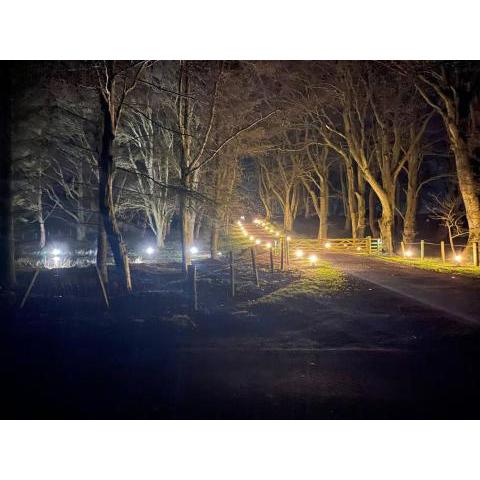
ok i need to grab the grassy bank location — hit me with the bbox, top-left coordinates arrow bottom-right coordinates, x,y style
378,256 -> 480,278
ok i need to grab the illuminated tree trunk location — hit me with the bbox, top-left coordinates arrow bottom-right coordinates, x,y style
98,95 -> 132,293
402,153 -> 420,245
450,130 -> 480,244
0,62 -> 15,291
210,222 -> 219,259
96,217 -> 108,286
345,160 -> 358,239
368,188 -> 379,237
356,170 -> 366,238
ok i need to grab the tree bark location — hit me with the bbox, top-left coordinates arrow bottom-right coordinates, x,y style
368,187 -> 379,237
450,131 -> 480,243
318,179 -> 329,240
356,170 -> 366,238
210,222 -> 219,259
98,95 -> 132,293
96,217 -> 108,287
0,62 -> 15,291
403,155 -> 420,245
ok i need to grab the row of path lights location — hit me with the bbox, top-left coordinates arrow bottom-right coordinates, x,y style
239,218 -> 320,267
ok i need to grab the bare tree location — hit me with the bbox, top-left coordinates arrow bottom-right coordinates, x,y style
428,194 -> 467,255
96,60 -> 148,292
415,61 -> 480,244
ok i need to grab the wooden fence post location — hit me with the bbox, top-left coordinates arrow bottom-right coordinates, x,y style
420,240 -> 425,260
367,236 -> 372,255
229,251 -> 235,297
473,242 -> 479,267
401,241 -> 405,257
187,264 -> 197,312
269,247 -> 274,273
440,241 -> 446,263
250,247 -> 260,287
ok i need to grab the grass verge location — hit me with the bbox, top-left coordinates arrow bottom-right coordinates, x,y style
255,258 -> 346,307
378,256 -> 480,278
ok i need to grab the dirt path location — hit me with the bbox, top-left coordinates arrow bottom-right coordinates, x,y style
322,252 -> 480,325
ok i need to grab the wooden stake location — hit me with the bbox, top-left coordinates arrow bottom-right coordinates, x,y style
229,251 -> 235,297
269,247 -> 274,273
95,265 -> 110,308
473,242 -> 479,267
187,264 -> 198,312
367,236 -> 372,255
401,241 -> 405,257
440,241 -> 446,263
20,269 -> 40,309
250,247 -> 260,287
420,240 -> 425,260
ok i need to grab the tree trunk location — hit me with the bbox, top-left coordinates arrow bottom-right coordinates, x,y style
283,203 -> 294,232
194,213 -> 202,240
98,96 -> 132,293
345,160 -> 358,239
318,180 -> 329,240
0,62 -> 15,291
403,158 -> 419,245
368,188 -> 379,237
210,222 -> 219,259
39,220 -> 46,249
356,170 -> 366,238
96,217 -> 108,287
180,194 -> 196,274
450,132 -> 480,243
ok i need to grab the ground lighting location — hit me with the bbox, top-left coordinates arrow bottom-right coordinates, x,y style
255,239 -> 261,245
266,242 -> 272,249
51,248 -> 62,256
145,246 -> 155,255
454,254 -> 462,263
190,246 -> 199,255
249,236 -> 255,241
405,250 -> 413,257
309,254 -> 318,264
295,249 -> 304,258
324,242 -> 331,248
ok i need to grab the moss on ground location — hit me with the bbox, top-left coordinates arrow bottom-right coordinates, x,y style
255,259 -> 346,306
379,256 -> 480,278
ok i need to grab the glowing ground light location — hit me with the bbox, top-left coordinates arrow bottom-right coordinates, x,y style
356,246 -> 361,251
275,232 -> 280,237
51,248 -> 61,256
145,246 -> 155,255
405,250 -> 413,257
309,254 -> 318,264
266,242 -> 272,248
249,236 -> 255,241
454,255 -> 462,263
324,242 -> 331,248
286,236 -> 291,241
295,249 -> 304,258
190,246 -> 199,254
240,216 -> 245,220
255,239 -> 261,245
